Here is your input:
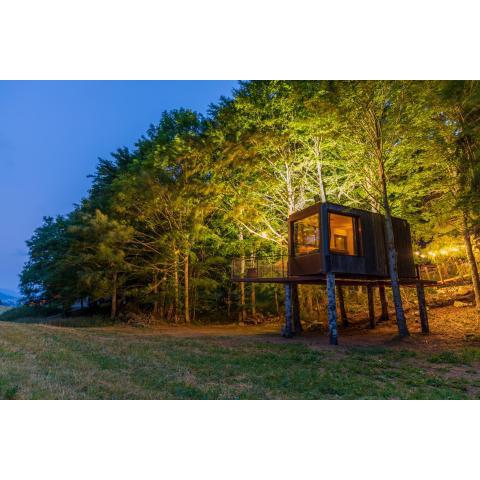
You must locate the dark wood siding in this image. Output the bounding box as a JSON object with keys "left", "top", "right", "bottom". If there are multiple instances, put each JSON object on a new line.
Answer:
{"left": 392, "top": 217, "right": 416, "bottom": 278}
{"left": 370, "top": 212, "right": 388, "bottom": 277}
{"left": 290, "top": 252, "right": 324, "bottom": 276}
{"left": 330, "top": 254, "right": 366, "bottom": 275}
{"left": 287, "top": 202, "right": 415, "bottom": 280}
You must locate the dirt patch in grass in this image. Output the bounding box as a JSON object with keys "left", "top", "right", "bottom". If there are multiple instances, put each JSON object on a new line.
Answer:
{"left": 88, "top": 304, "right": 480, "bottom": 351}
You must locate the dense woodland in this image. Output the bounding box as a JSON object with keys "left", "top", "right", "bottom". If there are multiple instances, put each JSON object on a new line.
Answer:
{"left": 19, "top": 81, "right": 480, "bottom": 325}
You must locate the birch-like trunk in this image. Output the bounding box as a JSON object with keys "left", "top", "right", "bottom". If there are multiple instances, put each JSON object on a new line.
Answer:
{"left": 462, "top": 213, "right": 480, "bottom": 308}
{"left": 316, "top": 160, "right": 327, "bottom": 203}
{"left": 313, "top": 137, "right": 327, "bottom": 203}
{"left": 282, "top": 283, "right": 293, "bottom": 337}
{"left": 382, "top": 188, "right": 409, "bottom": 336}
{"left": 239, "top": 229, "right": 246, "bottom": 322}
{"left": 285, "top": 161, "right": 296, "bottom": 215}
{"left": 326, "top": 272, "right": 338, "bottom": 345}
{"left": 371, "top": 108, "right": 409, "bottom": 337}
{"left": 250, "top": 253, "right": 256, "bottom": 318}
{"left": 174, "top": 248, "right": 180, "bottom": 323}
{"left": 184, "top": 251, "right": 190, "bottom": 323}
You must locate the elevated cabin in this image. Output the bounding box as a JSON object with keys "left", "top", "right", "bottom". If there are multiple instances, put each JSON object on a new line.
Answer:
{"left": 289, "top": 202, "right": 416, "bottom": 280}
{"left": 231, "top": 201, "right": 432, "bottom": 344}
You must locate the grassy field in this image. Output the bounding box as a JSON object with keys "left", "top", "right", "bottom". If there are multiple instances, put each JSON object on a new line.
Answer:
{"left": 0, "top": 310, "right": 479, "bottom": 399}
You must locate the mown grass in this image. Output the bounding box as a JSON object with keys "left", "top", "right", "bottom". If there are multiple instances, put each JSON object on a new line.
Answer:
{"left": 0, "top": 321, "right": 479, "bottom": 399}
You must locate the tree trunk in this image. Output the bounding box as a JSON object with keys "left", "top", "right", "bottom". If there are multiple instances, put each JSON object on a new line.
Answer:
{"left": 239, "top": 230, "right": 246, "bottom": 322}
{"left": 250, "top": 254, "right": 256, "bottom": 319}
{"left": 226, "top": 285, "right": 232, "bottom": 320}
{"left": 152, "top": 272, "right": 159, "bottom": 317}
{"left": 174, "top": 249, "right": 180, "bottom": 323}
{"left": 370, "top": 106, "right": 408, "bottom": 337}
{"left": 184, "top": 252, "right": 190, "bottom": 323}
{"left": 251, "top": 283, "right": 256, "bottom": 319}
{"left": 462, "top": 213, "right": 480, "bottom": 308}
{"left": 282, "top": 283, "right": 293, "bottom": 338}
{"left": 306, "top": 286, "right": 314, "bottom": 317}
{"left": 383, "top": 207, "right": 408, "bottom": 336}
{"left": 285, "top": 162, "right": 296, "bottom": 215}
{"left": 337, "top": 285, "right": 348, "bottom": 327}
{"left": 326, "top": 272, "right": 338, "bottom": 345}
{"left": 378, "top": 285, "right": 389, "bottom": 321}
{"left": 292, "top": 283, "right": 302, "bottom": 333}
{"left": 416, "top": 281, "right": 429, "bottom": 334}
{"left": 111, "top": 271, "right": 118, "bottom": 320}
{"left": 274, "top": 286, "right": 280, "bottom": 319}
{"left": 367, "top": 285, "right": 375, "bottom": 329}
{"left": 436, "top": 263, "right": 444, "bottom": 283}
{"left": 378, "top": 160, "right": 408, "bottom": 336}
{"left": 316, "top": 161, "right": 327, "bottom": 203}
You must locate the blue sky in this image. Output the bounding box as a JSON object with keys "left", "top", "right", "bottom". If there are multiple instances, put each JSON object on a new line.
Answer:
{"left": 0, "top": 81, "right": 239, "bottom": 293}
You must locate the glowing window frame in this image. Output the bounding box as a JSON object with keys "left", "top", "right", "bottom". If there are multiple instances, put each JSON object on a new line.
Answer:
{"left": 328, "top": 212, "right": 362, "bottom": 257}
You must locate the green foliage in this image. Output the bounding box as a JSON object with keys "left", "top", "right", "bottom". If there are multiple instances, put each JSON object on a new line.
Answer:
{"left": 19, "top": 81, "right": 480, "bottom": 319}
{"left": 0, "top": 305, "right": 61, "bottom": 322}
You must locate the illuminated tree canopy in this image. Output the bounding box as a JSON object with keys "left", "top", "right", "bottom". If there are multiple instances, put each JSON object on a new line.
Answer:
{"left": 20, "top": 81, "right": 480, "bottom": 318}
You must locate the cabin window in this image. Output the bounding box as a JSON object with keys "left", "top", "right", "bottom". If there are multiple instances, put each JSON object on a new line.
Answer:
{"left": 293, "top": 213, "right": 319, "bottom": 255}
{"left": 329, "top": 212, "right": 361, "bottom": 256}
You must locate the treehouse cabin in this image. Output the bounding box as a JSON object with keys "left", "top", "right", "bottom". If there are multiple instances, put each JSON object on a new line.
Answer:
{"left": 232, "top": 202, "right": 433, "bottom": 344}
{"left": 232, "top": 202, "right": 416, "bottom": 281}
{"left": 289, "top": 202, "right": 416, "bottom": 279}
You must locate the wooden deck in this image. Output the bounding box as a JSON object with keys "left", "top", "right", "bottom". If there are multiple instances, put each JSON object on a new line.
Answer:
{"left": 233, "top": 274, "right": 437, "bottom": 287}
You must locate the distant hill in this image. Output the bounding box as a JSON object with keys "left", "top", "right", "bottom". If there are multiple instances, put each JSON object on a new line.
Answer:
{"left": 0, "top": 290, "right": 20, "bottom": 307}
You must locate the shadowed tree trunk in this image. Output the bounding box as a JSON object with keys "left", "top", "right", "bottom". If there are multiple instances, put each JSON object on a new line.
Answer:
{"left": 378, "top": 285, "right": 389, "bottom": 321}
{"left": 462, "top": 213, "right": 480, "bottom": 308}
{"left": 111, "top": 271, "right": 118, "bottom": 320}
{"left": 152, "top": 272, "right": 159, "bottom": 317}
{"left": 292, "top": 283, "right": 301, "bottom": 333}
{"left": 251, "top": 283, "right": 256, "bottom": 319}
{"left": 226, "top": 285, "right": 232, "bottom": 320}
{"left": 367, "top": 285, "right": 375, "bottom": 329}
{"left": 337, "top": 285, "right": 348, "bottom": 326}
{"left": 274, "top": 285, "right": 280, "bottom": 319}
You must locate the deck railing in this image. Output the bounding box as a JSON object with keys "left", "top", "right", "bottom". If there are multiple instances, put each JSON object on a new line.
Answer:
{"left": 231, "top": 255, "right": 289, "bottom": 280}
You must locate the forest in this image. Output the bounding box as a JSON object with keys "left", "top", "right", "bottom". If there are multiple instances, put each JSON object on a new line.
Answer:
{"left": 18, "top": 80, "right": 480, "bottom": 326}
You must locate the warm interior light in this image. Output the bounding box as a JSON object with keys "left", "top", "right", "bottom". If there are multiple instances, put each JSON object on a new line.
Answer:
{"left": 293, "top": 214, "right": 319, "bottom": 255}
{"left": 329, "top": 213, "right": 357, "bottom": 255}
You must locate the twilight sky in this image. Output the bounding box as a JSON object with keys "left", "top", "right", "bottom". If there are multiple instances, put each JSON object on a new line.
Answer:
{"left": 0, "top": 81, "right": 239, "bottom": 293}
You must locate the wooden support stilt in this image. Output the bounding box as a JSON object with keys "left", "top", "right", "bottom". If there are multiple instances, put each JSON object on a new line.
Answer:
{"left": 292, "top": 283, "right": 302, "bottom": 334}
{"left": 282, "top": 283, "right": 293, "bottom": 338}
{"left": 416, "top": 281, "right": 429, "bottom": 334}
{"left": 378, "top": 285, "right": 389, "bottom": 322}
{"left": 326, "top": 272, "right": 338, "bottom": 345}
{"left": 337, "top": 285, "right": 349, "bottom": 327}
{"left": 367, "top": 284, "right": 375, "bottom": 329}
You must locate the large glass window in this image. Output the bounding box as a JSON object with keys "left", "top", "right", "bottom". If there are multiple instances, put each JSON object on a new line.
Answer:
{"left": 329, "top": 212, "right": 360, "bottom": 256}
{"left": 294, "top": 213, "right": 319, "bottom": 255}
